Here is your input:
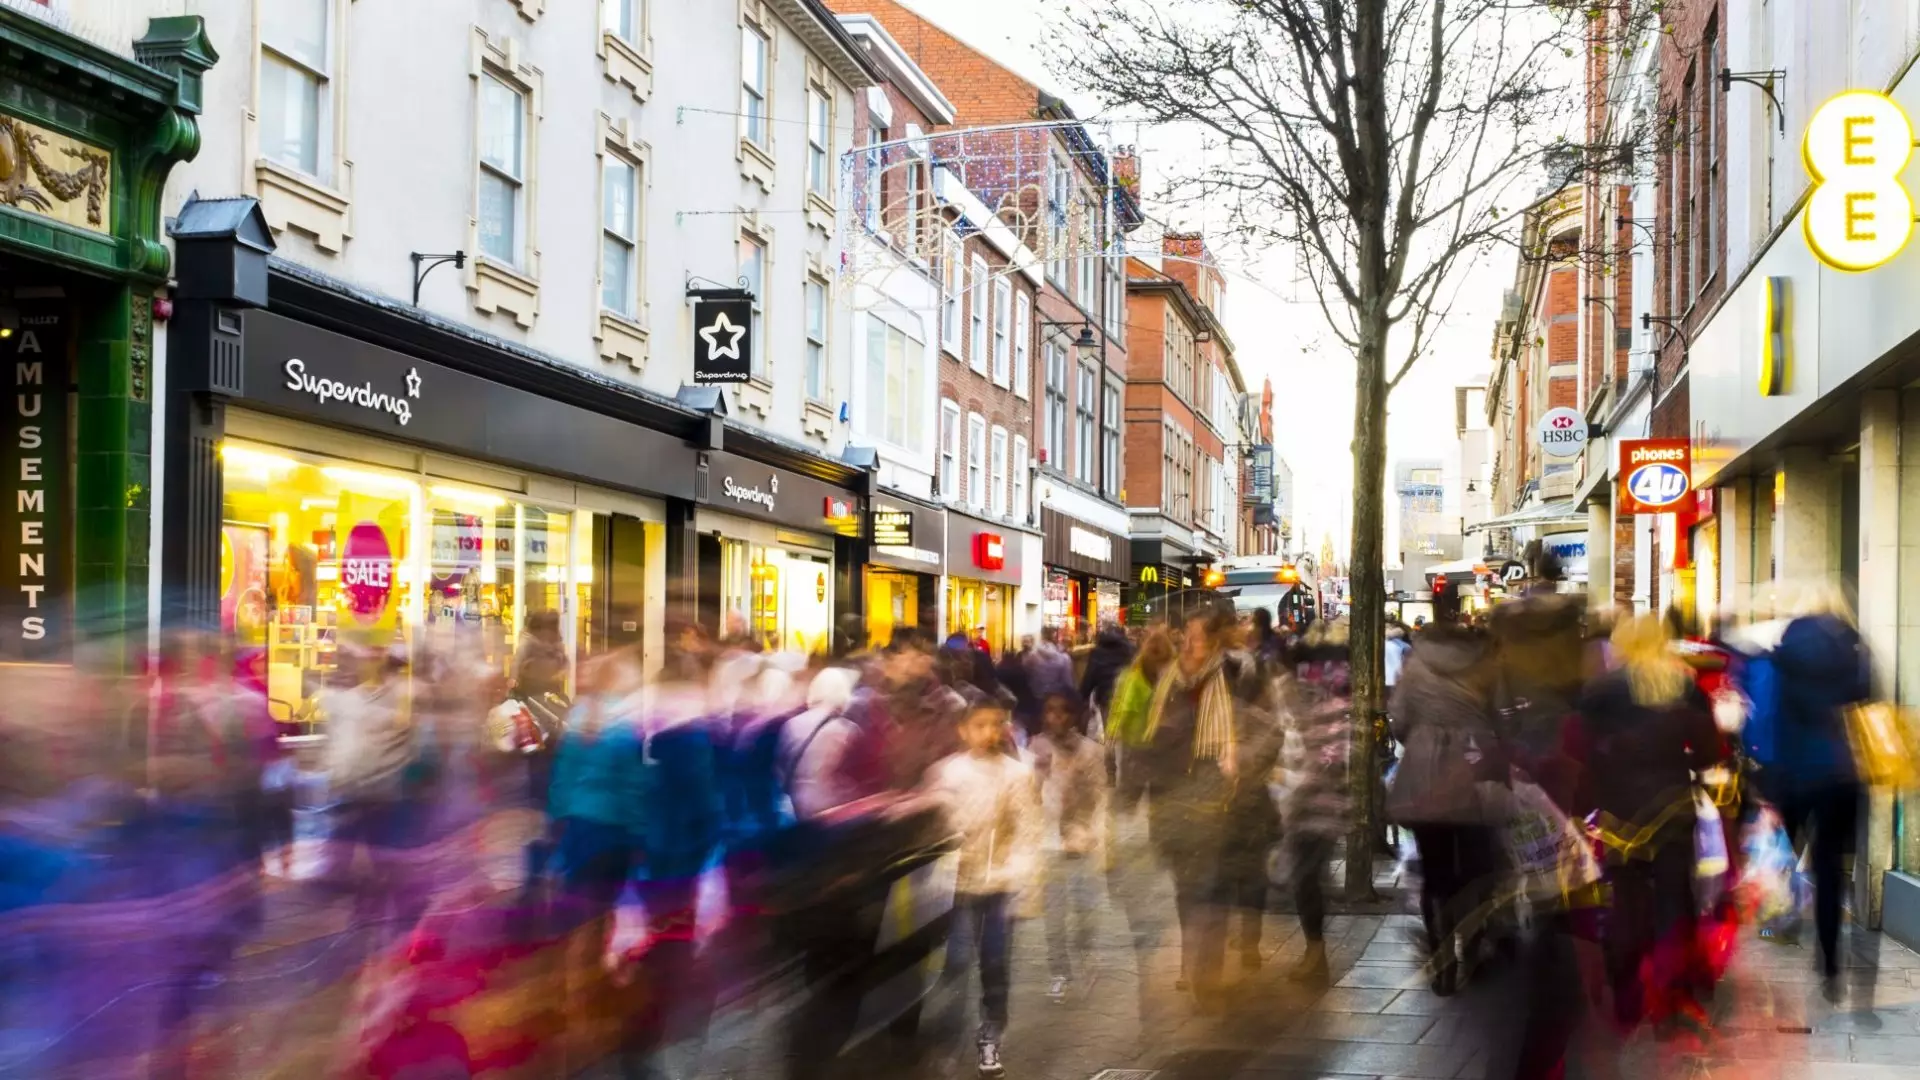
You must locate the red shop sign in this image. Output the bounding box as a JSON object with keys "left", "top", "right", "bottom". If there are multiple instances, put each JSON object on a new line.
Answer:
{"left": 973, "top": 532, "right": 1006, "bottom": 571}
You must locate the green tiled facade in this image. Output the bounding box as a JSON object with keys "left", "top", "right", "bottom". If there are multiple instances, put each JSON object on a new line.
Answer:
{"left": 0, "top": 10, "right": 213, "bottom": 670}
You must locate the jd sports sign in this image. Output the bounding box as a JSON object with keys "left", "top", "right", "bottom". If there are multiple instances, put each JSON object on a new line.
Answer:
{"left": 692, "top": 292, "right": 754, "bottom": 384}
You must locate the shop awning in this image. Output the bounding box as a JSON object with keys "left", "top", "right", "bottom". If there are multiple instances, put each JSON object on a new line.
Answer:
{"left": 1463, "top": 500, "right": 1587, "bottom": 534}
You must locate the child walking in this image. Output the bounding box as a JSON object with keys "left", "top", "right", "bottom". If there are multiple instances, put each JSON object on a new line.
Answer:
{"left": 1030, "top": 693, "right": 1109, "bottom": 1002}
{"left": 927, "top": 700, "right": 1042, "bottom": 1077}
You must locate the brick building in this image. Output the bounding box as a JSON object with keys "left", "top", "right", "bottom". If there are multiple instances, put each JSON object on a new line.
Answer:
{"left": 1124, "top": 234, "right": 1244, "bottom": 618}
{"left": 833, "top": 0, "right": 1143, "bottom": 637}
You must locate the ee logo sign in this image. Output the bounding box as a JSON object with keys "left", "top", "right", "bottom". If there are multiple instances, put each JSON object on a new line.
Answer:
{"left": 1804, "top": 90, "right": 1915, "bottom": 272}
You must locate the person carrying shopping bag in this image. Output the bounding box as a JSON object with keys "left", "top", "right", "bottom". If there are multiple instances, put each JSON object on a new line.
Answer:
{"left": 1569, "top": 614, "right": 1727, "bottom": 1032}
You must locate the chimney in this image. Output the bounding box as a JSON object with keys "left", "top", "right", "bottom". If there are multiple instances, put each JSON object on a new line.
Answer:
{"left": 1111, "top": 145, "right": 1140, "bottom": 197}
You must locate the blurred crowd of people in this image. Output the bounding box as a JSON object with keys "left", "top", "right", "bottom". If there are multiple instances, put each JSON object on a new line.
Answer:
{"left": 0, "top": 549, "right": 1907, "bottom": 1080}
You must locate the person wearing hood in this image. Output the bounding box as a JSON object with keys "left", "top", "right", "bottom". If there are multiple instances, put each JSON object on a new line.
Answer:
{"left": 778, "top": 666, "right": 868, "bottom": 819}
{"left": 1488, "top": 575, "right": 1588, "bottom": 815}
{"left": 1756, "top": 585, "right": 1871, "bottom": 994}
{"left": 1387, "top": 621, "right": 1504, "bottom": 996}
{"left": 1078, "top": 622, "right": 1135, "bottom": 719}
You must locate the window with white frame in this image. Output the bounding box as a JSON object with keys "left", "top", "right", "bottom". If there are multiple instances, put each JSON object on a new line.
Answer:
{"left": 740, "top": 23, "right": 770, "bottom": 148}
{"left": 477, "top": 73, "right": 527, "bottom": 266}
{"left": 969, "top": 255, "right": 990, "bottom": 373}
{"left": 1013, "top": 292, "right": 1031, "bottom": 399}
{"left": 1106, "top": 232, "right": 1126, "bottom": 340}
{"left": 901, "top": 161, "right": 922, "bottom": 257}
{"left": 941, "top": 230, "right": 963, "bottom": 353}
{"left": 600, "top": 155, "right": 639, "bottom": 316}
{"left": 991, "top": 278, "right": 1012, "bottom": 386}
{"left": 1044, "top": 340, "right": 1068, "bottom": 467}
{"left": 864, "top": 116, "right": 886, "bottom": 232}
{"left": 939, "top": 400, "right": 961, "bottom": 502}
{"left": 966, "top": 413, "right": 987, "bottom": 509}
{"left": 1011, "top": 435, "right": 1029, "bottom": 523}
{"left": 989, "top": 426, "right": 1009, "bottom": 518}
{"left": 807, "top": 88, "right": 831, "bottom": 199}
{"left": 259, "top": 0, "right": 333, "bottom": 179}
{"left": 739, "top": 232, "right": 767, "bottom": 376}
{"left": 805, "top": 278, "right": 828, "bottom": 401}
{"left": 1048, "top": 152, "right": 1071, "bottom": 282}
{"left": 604, "top": 0, "right": 643, "bottom": 42}
{"left": 864, "top": 315, "right": 928, "bottom": 451}
{"left": 1102, "top": 382, "right": 1120, "bottom": 497}
{"left": 1075, "top": 362, "right": 1097, "bottom": 484}
{"left": 1162, "top": 424, "right": 1176, "bottom": 514}
{"left": 1077, "top": 203, "right": 1098, "bottom": 311}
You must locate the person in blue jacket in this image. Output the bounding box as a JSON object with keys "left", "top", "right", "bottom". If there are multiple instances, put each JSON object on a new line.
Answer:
{"left": 1759, "top": 587, "right": 1871, "bottom": 994}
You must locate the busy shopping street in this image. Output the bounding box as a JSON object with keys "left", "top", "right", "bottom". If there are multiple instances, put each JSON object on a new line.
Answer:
{"left": 9, "top": 0, "right": 1920, "bottom": 1077}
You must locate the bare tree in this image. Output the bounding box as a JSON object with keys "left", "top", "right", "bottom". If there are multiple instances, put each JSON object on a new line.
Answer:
{"left": 1056, "top": 0, "right": 1619, "bottom": 899}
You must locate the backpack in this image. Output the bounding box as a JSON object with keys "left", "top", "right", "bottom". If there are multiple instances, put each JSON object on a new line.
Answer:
{"left": 1739, "top": 651, "right": 1783, "bottom": 768}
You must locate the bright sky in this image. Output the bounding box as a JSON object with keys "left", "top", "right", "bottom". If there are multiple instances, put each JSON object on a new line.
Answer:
{"left": 893, "top": 0, "right": 1508, "bottom": 560}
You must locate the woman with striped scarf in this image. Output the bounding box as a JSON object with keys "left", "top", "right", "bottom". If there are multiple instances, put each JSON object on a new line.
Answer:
{"left": 1138, "top": 601, "right": 1282, "bottom": 1009}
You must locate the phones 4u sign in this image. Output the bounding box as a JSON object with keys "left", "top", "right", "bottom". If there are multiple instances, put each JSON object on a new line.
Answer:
{"left": 1617, "top": 438, "right": 1692, "bottom": 516}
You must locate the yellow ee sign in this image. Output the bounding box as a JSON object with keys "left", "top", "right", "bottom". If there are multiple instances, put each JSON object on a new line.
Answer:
{"left": 1804, "top": 90, "right": 1915, "bottom": 271}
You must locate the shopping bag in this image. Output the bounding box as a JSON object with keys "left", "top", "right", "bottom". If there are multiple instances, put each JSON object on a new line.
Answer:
{"left": 1846, "top": 701, "right": 1920, "bottom": 789}
{"left": 1694, "top": 790, "right": 1730, "bottom": 912}
{"left": 1503, "top": 779, "right": 1599, "bottom": 901}
{"left": 1736, "top": 807, "right": 1807, "bottom": 941}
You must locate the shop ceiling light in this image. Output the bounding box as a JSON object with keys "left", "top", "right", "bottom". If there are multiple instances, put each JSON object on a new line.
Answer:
{"left": 429, "top": 484, "right": 507, "bottom": 508}
{"left": 220, "top": 444, "right": 299, "bottom": 472}
{"left": 322, "top": 466, "right": 419, "bottom": 492}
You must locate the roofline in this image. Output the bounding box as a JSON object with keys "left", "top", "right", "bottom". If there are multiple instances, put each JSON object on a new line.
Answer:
{"left": 838, "top": 14, "right": 956, "bottom": 124}
{"left": 788, "top": 0, "right": 883, "bottom": 87}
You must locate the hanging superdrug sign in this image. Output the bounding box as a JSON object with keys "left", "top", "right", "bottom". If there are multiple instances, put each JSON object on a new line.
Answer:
{"left": 690, "top": 287, "right": 754, "bottom": 385}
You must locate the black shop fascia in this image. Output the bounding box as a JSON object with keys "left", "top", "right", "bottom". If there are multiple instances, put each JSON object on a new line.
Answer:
{"left": 159, "top": 206, "right": 703, "bottom": 633}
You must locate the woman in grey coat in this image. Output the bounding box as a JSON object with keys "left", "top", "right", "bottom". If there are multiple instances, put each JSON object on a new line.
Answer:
{"left": 1387, "top": 624, "right": 1506, "bottom": 995}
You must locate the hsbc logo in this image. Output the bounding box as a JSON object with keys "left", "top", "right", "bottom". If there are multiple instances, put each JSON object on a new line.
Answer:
{"left": 1537, "top": 407, "right": 1586, "bottom": 459}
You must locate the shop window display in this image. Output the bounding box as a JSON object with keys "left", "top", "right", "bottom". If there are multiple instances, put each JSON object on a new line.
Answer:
{"left": 221, "top": 442, "right": 589, "bottom": 731}
{"left": 719, "top": 538, "right": 834, "bottom": 654}
{"left": 947, "top": 578, "right": 1011, "bottom": 656}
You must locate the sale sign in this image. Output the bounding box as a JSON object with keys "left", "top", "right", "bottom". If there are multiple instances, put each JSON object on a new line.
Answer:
{"left": 340, "top": 521, "right": 396, "bottom": 624}
{"left": 1617, "top": 438, "right": 1693, "bottom": 515}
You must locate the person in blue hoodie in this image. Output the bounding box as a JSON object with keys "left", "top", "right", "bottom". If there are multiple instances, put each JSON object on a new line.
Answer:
{"left": 1760, "top": 589, "right": 1871, "bottom": 993}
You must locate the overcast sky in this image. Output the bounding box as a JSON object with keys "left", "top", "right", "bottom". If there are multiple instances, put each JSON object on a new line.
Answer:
{"left": 891, "top": 0, "right": 1508, "bottom": 560}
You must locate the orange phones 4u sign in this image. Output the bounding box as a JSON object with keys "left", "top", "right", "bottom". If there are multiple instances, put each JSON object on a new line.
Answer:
{"left": 1617, "top": 438, "right": 1692, "bottom": 516}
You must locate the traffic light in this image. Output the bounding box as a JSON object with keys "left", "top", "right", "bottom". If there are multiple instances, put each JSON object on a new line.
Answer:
{"left": 1277, "top": 564, "right": 1299, "bottom": 584}
{"left": 1203, "top": 568, "right": 1225, "bottom": 588}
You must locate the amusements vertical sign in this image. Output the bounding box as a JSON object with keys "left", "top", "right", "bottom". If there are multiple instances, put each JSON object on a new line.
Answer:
{"left": 1, "top": 303, "right": 69, "bottom": 662}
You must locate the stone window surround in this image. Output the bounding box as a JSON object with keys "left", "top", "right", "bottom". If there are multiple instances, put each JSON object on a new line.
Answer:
{"left": 598, "top": 0, "right": 653, "bottom": 103}
{"left": 466, "top": 27, "right": 543, "bottom": 330}
{"left": 738, "top": 0, "right": 776, "bottom": 193}
{"left": 801, "top": 252, "right": 834, "bottom": 443}
{"left": 595, "top": 112, "right": 652, "bottom": 370}
{"left": 733, "top": 210, "right": 775, "bottom": 418}
{"left": 244, "top": 0, "right": 353, "bottom": 254}
{"left": 804, "top": 56, "right": 835, "bottom": 234}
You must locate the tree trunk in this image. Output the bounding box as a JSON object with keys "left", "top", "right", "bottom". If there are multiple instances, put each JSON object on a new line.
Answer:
{"left": 1344, "top": 321, "right": 1390, "bottom": 901}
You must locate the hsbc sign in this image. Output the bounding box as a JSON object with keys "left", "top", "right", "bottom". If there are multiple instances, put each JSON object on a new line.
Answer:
{"left": 1537, "top": 407, "right": 1587, "bottom": 460}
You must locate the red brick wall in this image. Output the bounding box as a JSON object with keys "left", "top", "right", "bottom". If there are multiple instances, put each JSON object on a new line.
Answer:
{"left": 827, "top": 0, "right": 1039, "bottom": 127}
{"left": 1653, "top": 0, "right": 1727, "bottom": 394}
